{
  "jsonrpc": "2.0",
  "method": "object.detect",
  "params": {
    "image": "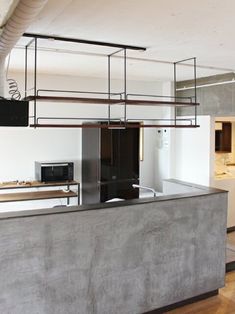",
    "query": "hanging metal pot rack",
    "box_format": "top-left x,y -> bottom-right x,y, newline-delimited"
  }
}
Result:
22,33 -> 199,129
